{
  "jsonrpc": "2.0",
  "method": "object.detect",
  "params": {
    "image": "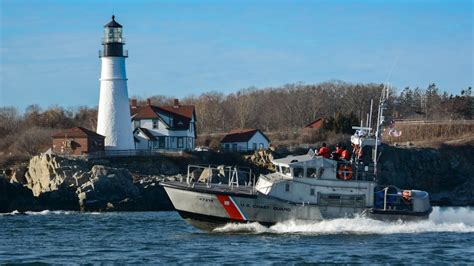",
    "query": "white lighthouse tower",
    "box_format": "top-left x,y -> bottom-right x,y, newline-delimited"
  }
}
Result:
97,16 -> 134,150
